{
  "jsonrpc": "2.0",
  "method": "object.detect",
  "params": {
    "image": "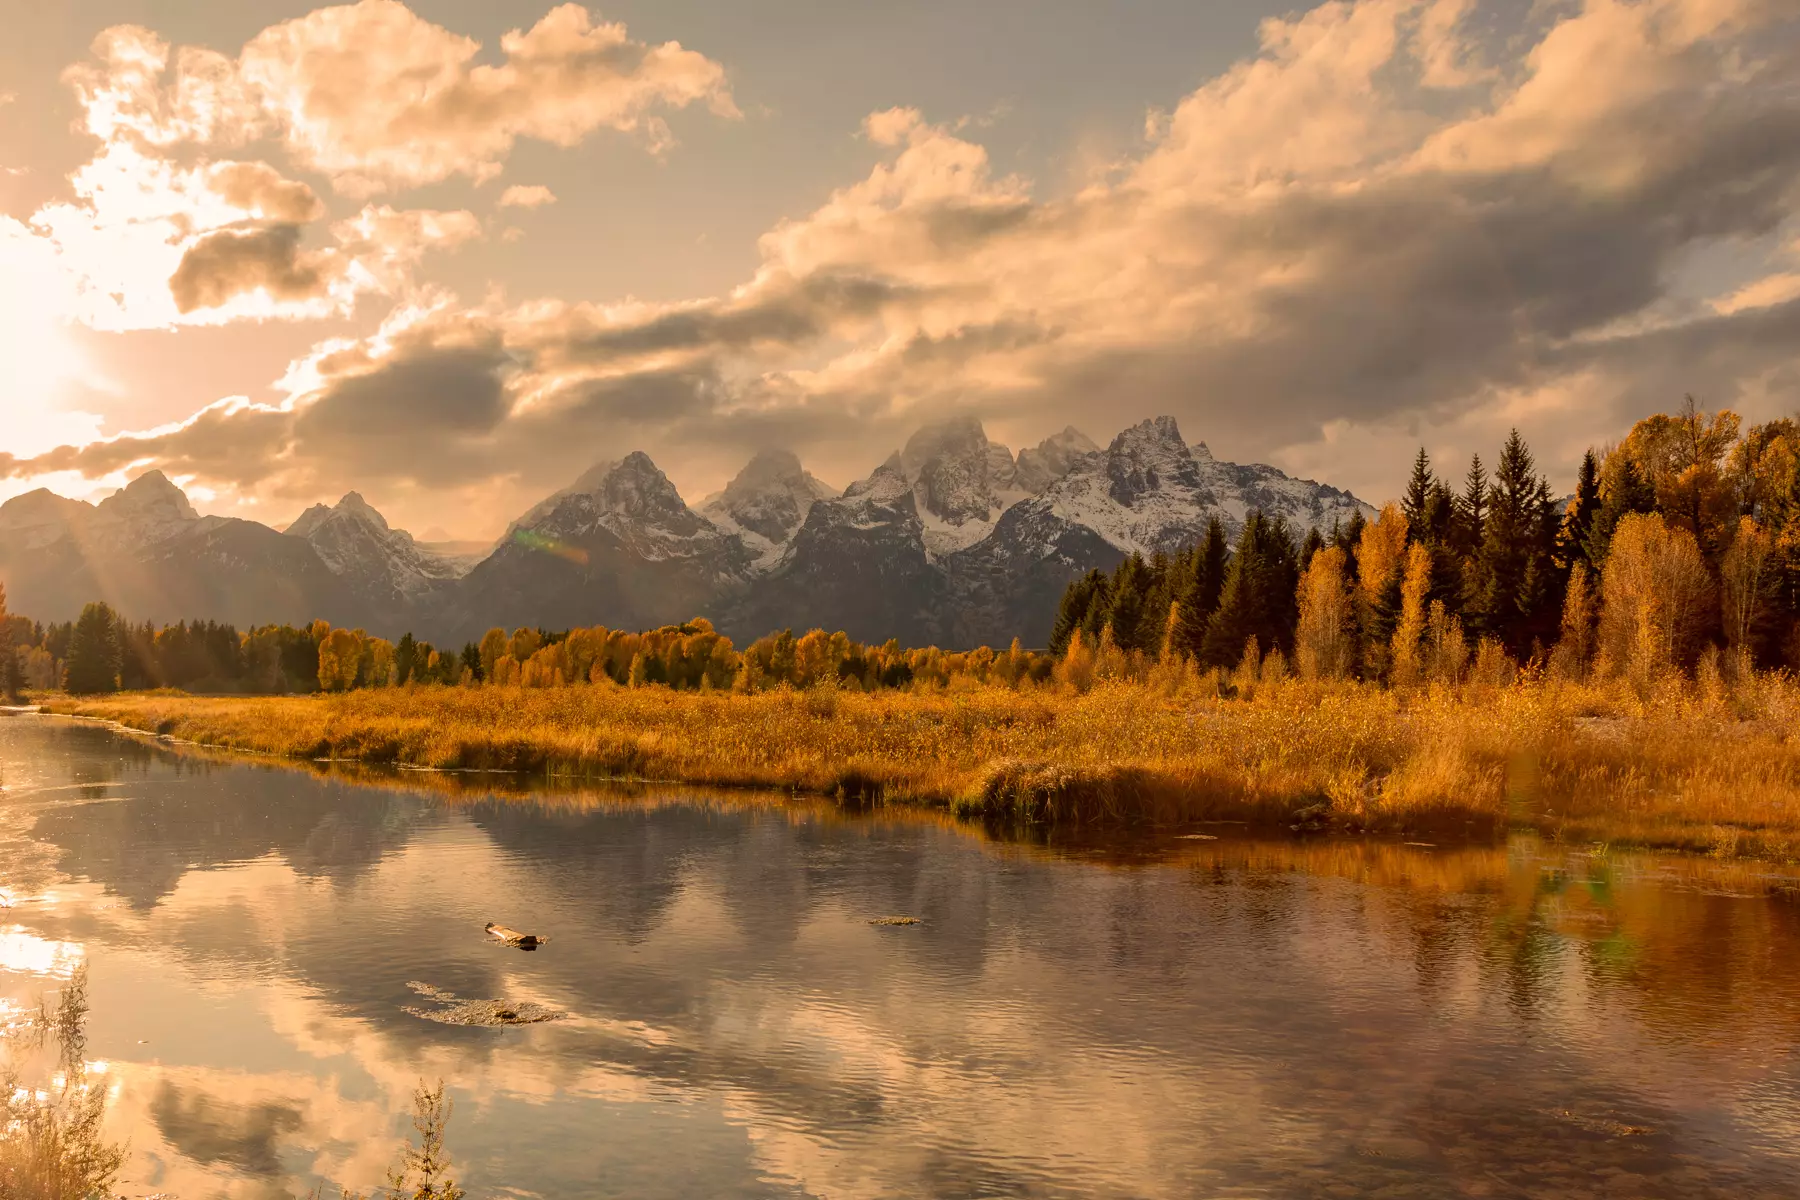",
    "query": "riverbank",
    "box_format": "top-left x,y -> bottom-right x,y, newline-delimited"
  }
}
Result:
35,675 -> 1800,858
